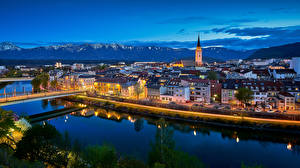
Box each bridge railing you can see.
[0,90,85,103]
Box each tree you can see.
[118,156,147,168]
[207,71,217,80]
[14,124,67,167]
[0,109,16,148]
[148,118,205,168]
[50,79,58,90]
[0,144,44,168]
[82,144,117,168]
[134,83,144,100]
[235,88,254,107]
[39,73,49,90]
[31,77,42,93]
[153,163,166,168]
[241,162,264,168]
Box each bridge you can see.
[0,77,34,82]
[29,107,85,123]
[0,90,85,106]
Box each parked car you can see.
[169,101,176,105]
[192,104,199,107]
[255,108,262,112]
[214,105,220,109]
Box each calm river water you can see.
[1,82,300,168]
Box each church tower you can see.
[195,35,203,66]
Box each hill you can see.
[248,42,300,59]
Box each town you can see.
[1,36,299,115]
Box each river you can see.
[1,82,300,168]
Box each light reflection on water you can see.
[3,99,300,168]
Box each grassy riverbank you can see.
[66,95,300,133]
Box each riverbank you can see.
[65,95,300,134]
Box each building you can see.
[277,92,295,111]
[145,77,161,101]
[72,63,84,70]
[282,81,300,102]
[271,69,296,79]
[221,80,241,104]
[49,69,63,81]
[78,75,95,90]
[55,62,62,68]
[195,35,202,67]
[160,79,190,103]
[181,79,211,104]
[94,77,137,98]
[290,57,300,76]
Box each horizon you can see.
[1,40,299,51]
[1,0,300,50]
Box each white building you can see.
[159,79,190,103]
[181,79,211,104]
[271,69,296,79]
[252,59,274,66]
[160,86,190,103]
[72,63,84,70]
[290,57,300,76]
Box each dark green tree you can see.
[40,73,49,90]
[148,118,205,168]
[31,77,42,93]
[0,109,16,148]
[134,82,144,100]
[153,162,166,168]
[235,88,254,107]
[241,162,264,168]
[118,156,147,168]
[207,71,217,80]
[82,144,118,168]
[50,79,58,90]
[14,124,67,167]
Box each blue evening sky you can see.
[1,0,300,49]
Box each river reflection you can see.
[3,99,300,168]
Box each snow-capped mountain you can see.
[0,42,254,62]
[0,42,21,51]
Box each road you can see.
[80,95,300,126]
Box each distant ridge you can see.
[0,42,254,62]
[248,42,300,59]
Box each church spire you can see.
[195,34,202,66]
[197,34,201,47]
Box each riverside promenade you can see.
[73,95,300,128]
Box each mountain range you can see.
[248,42,300,59]
[0,42,298,63]
[0,42,255,63]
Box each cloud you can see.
[125,27,300,50]
[176,28,185,34]
[211,25,300,38]
[10,25,300,50]
[157,16,259,25]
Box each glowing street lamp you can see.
[287,143,292,151]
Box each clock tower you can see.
[195,35,202,66]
